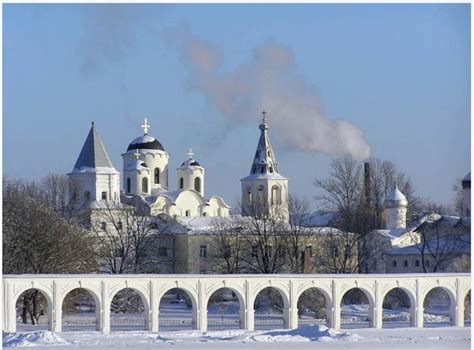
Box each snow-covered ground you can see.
[9,301,470,348]
[3,326,470,349]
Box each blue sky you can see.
[3,4,470,208]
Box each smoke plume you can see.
[165,26,371,160]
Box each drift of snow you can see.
[3,331,70,347]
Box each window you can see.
[117,221,123,230]
[180,177,184,189]
[101,191,107,200]
[404,260,408,267]
[415,260,420,267]
[271,185,281,205]
[185,210,190,217]
[269,166,273,173]
[392,260,397,268]
[158,247,168,257]
[84,191,91,200]
[126,178,131,193]
[194,177,201,192]
[247,190,253,205]
[252,246,258,258]
[101,222,107,231]
[154,168,160,184]
[278,247,286,258]
[425,260,431,267]
[258,185,265,203]
[199,245,207,258]
[142,177,148,193]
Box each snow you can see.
[130,135,156,145]
[3,327,470,349]
[70,166,119,175]
[240,173,288,181]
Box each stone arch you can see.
[158,286,198,331]
[206,287,244,330]
[464,289,471,326]
[15,287,53,332]
[339,286,375,329]
[109,287,150,331]
[296,287,331,326]
[61,288,100,331]
[422,286,455,327]
[381,287,415,328]
[253,285,290,330]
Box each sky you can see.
[3,4,471,209]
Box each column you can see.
[372,280,382,329]
[288,280,298,329]
[197,280,207,331]
[454,279,464,327]
[245,280,254,331]
[99,281,110,333]
[4,281,16,333]
[239,302,247,329]
[52,281,62,332]
[415,279,424,328]
[331,280,341,329]
[149,281,159,332]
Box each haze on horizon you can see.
[3,4,470,209]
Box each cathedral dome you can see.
[384,184,408,209]
[179,148,202,169]
[127,135,164,152]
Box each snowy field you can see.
[7,301,470,349]
[3,326,471,349]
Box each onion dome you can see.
[126,118,165,152]
[384,183,408,208]
[180,148,202,169]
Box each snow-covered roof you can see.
[70,123,118,174]
[89,200,130,210]
[68,166,119,175]
[127,134,164,152]
[241,173,288,181]
[386,233,470,255]
[125,160,149,172]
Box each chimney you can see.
[364,162,371,206]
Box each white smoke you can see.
[165,26,371,160]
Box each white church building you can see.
[68,119,230,218]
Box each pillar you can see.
[372,281,382,329]
[4,281,16,333]
[288,281,298,329]
[414,279,424,328]
[330,280,341,329]
[99,281,110,333]
[197,280,207,331]
[239,302,247,329]
[52,281,62,332]
[454,279,464,327]
[245,281,254,331]
[149,281,159,332]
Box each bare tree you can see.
[90,201,174,273]
[3,177,97,324]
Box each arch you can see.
[154,168,160,184]
[296,287,331,327]
[109,288,149,331]
[15,288,52,332]
[194,177,201,193]
[207,287,244,330]
[339,287,375,329]
[271,185,281,205]
[62,288,100,331]
[142,177,148,194]
[381,287,414,328]
[179,177,184,189]
[253,286,289,330]
[126,178,131,193]
[159,287,197,331]
[464,289,471,327]
[422,286,455,327]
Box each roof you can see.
[242,116,285,181]
[384,184,408,208]
[71,123,118,173]
[127,134,164,152]
[386,233,470,255]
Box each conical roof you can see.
[72,122,117,172]
[241,112,287,181]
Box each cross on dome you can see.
[261,110,267,123]
[133,149,141,160]
[187,148,194,160]
[141,118,150,135]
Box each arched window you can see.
[257,185,265,203]
[154,168,160,184]
[404,260,408,267]
[126,178,131,193]
[84,191,91,200]
[194,177,201,192]
[271,185,280,205]
[392,260,397,268]
[415,260,420,267]
[247,188,253,205]
[179,177,184,189]
[101,191,107,200]
[142,177,148,194]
